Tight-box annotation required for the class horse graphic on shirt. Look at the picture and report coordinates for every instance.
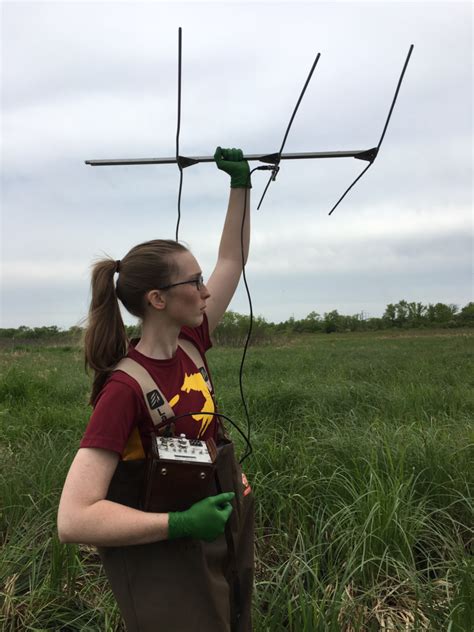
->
[169,371,215,438]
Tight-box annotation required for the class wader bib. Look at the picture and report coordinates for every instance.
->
[98,344,254,632]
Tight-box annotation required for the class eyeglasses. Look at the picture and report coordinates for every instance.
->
[159,274,205,291]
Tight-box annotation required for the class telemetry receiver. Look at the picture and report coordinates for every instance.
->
[143,434,218,513]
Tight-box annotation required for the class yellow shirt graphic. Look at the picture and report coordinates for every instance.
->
[169,371,215,438]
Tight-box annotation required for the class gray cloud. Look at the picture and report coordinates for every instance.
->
[1,1,472,328]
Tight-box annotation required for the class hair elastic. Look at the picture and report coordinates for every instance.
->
[115,260,121,273]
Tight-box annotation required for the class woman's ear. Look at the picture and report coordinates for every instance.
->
[145,289,167,311]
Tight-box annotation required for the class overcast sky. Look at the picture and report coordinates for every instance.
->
[1,0,472,328]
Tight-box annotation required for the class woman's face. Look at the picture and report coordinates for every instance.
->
[163,250,210,328]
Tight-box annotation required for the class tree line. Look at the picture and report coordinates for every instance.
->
[212,301,474,346]
[1,301,473,347]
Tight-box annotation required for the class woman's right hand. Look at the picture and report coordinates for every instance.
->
[168,492,235,542]
[214,146,251,188]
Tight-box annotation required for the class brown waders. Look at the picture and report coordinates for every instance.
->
[99,430,254,632]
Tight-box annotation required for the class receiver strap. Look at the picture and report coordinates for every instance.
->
[113,357,174,428]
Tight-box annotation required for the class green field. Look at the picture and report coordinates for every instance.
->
[1,330,473,631]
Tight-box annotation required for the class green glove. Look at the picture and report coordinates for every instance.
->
[168,492,235,542]
[214,146,251,188]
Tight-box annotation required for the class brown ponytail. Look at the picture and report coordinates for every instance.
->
[84,239,188,404]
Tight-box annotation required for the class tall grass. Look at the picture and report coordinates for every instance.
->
[1,331,473,630]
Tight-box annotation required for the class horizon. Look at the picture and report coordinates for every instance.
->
[1,298,471,332]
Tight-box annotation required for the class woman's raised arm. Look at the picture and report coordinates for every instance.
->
[205,147,251,334]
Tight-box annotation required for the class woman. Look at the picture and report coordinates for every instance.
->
[57,147,254,632]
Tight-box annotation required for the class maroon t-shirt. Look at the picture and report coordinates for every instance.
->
[80,315,217,461]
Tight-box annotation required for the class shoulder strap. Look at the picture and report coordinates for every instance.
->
[178,338,213,393]
[113,358,174,428]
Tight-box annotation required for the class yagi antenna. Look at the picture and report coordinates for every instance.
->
[85,34,414,218]
[83,31,414,464]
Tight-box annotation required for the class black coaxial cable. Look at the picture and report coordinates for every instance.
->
[153,411,253,455]
[238,165,274,463]
[175,27,183,240]
[237,179,254,463]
